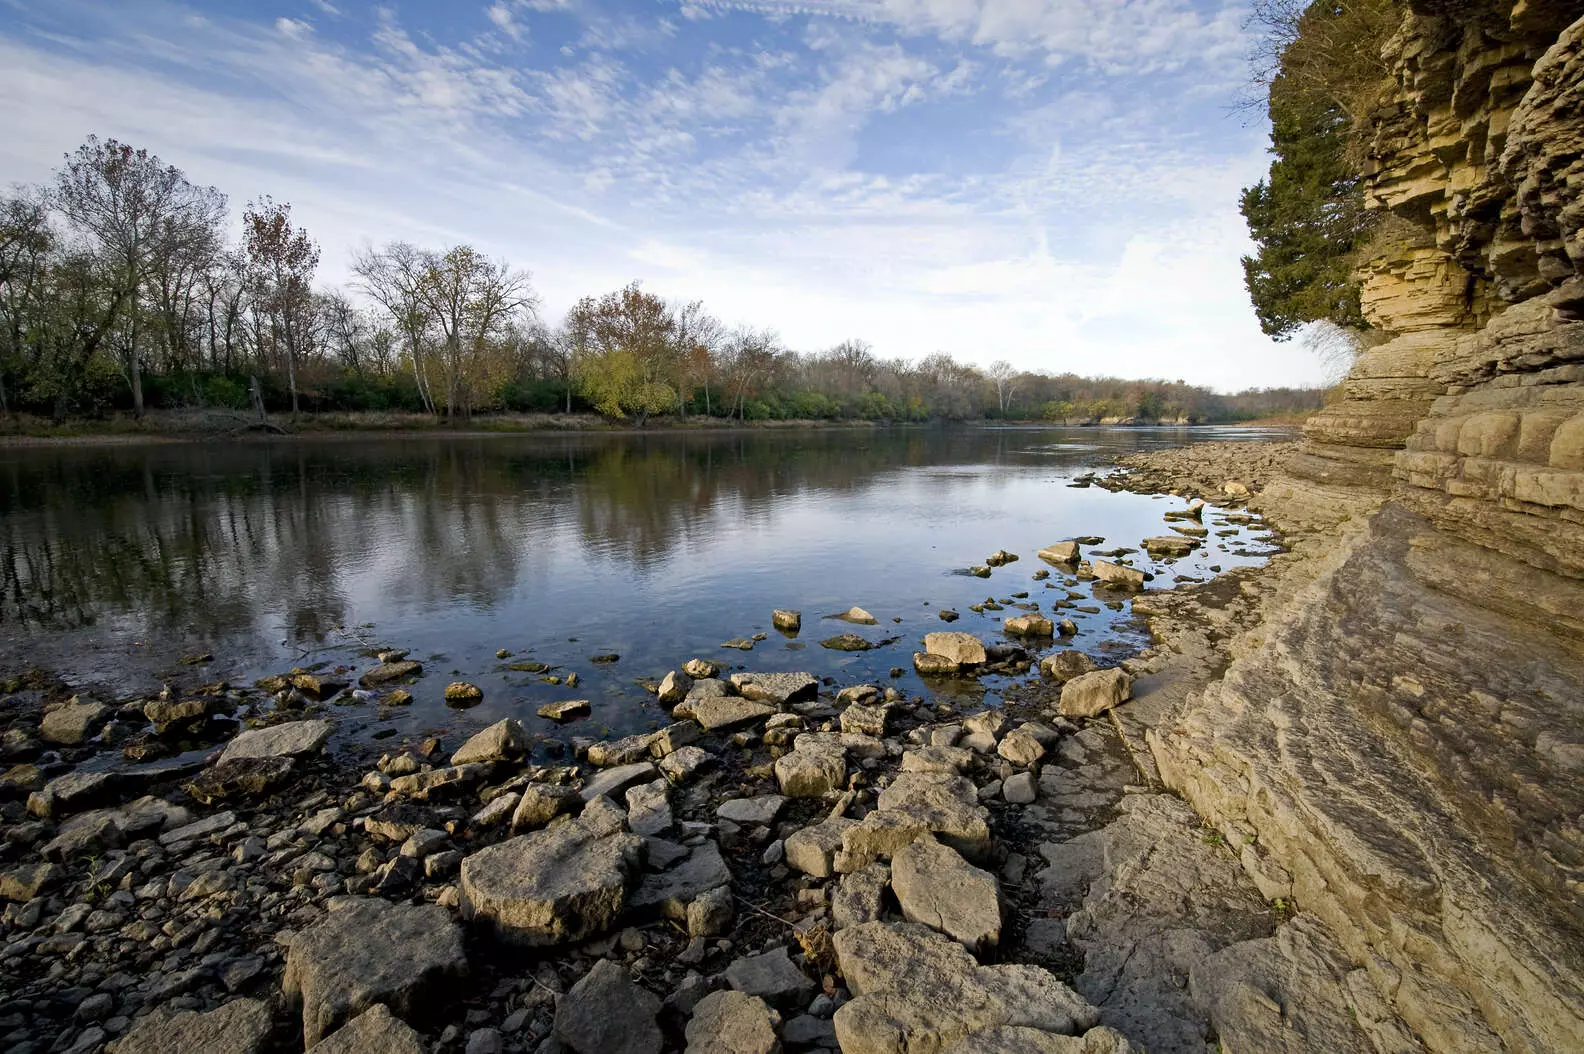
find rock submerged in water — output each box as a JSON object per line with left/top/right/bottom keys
{"left": 538, "top": 699, "right": 590, "bottom": 722}
{"left": 1088, "top": 560, "right": 1145, "bottom": 590}
{"left": 1039, "top": 541, "right": 1081, "bottom": 565}
{"left": 829, "top": 605, "right": 878, "bottom": 624}
{"left": 1004, "top": 614, "right": 1054, "bottom": 637}
{"left": 772, "top": 609, "right": 802, "bottom": 632}
{"left": 359, "top": 659, "right": 422, "bottom": 687}
{"left": 922, "top": 631, "right": 987, "bottom": 667}
{"left": 822, "top": 634, "right": 874, "bottom": 652}
{"left": 443, "top": 682, "right": 483, "bottom": 707}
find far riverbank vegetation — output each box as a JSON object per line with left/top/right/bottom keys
{"left": 1, "top": 136, "right": 1326, "bottom": 436}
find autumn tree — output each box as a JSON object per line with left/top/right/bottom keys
{"left": 414, "top": 245, "right": 537, "bottom": 420}
{"left": 243, "top": 197, "right": 319, "bottom": 418}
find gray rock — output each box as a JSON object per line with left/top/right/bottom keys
{"left": 717, "top": 795, "right": 786, "bottom": 825}
{"left": 840, "top": 704, "right": 889, "bottom": 737}
{"left": 659, "top": 746, "right": 712, "bottom": 784}
{"left": 1003, "top": 772, "right": 1038, "bottom": 804}
{"left": 581, "top": 762, "right": 659, "bottom": 803}
{"left": 467, "top": 1029, "right": 504, "bottom": 1054}
{"left": 837, "top": 772, "right": 990, "bottom": 871}
{"left": 685, "top": 990, "right": 781, "bottom": 1054}
{"left": 774, "top": 738, "right": 846, "bottom": 799}
{"left": 360, "top": 661, "right": 423, "bottom": 687}
{"left": 686, "top": 695, "right": 776, "bottom": 732}
{"left": 511, "top": 783, "right": 582, "bottom": 829}
{"left": 219, "top": 720, "right": 333, "bottom": 763}
{"left": 1039, "top": 652, "right": 1097, "bottom": 683}
{"left": 1058, "top": 670, "right": 1133, "bottom": 719}
{"left": 460, "top": 820, "right": 643, "bottom": 946}
{"left": 724, "top": 947, "right": 815, "bottom": 1008}
{"left": 450, "top": 718, "right": 527, "bottom": 766}
{"left": 553, "top": 959, "right": 662, "bottom": 1054}
{"left": 832, "top": 864, "right": 891, "bottom": 929}
{"left": 1088, "top": 561, "right": 1143, "bottom": 590}
{"left": 730, "top": 672, "right": 818, "bottom": 705}
{"left": 629, "top": 840, "right": 732, "bottom": 920}
{"left": 625, "top": 780, "right": 673, "bottom": 837}
{"left": 0, "top": 861, "right": 59, "bottom": 901}
{"left": 892, "top": 836, "right": 1002, "bottom": 951}
{"left": 283, "top": 897, "right": 468, "bottom": 1046}
{"left": 588, "top": 733, "right": 660, "bottom": 768}
{"left": 686, "top": 884, "right": 735, "bottom": 938}
{"left": 40, "top": 697, "right": 110, "bottom": 746}
{"left": 27, "top": 770, "right": 120, "bottom": 819}
{"left": 832, "top": 923, "right": 1098, "bottom": 1052}
{"left": 185, "top": 756, "right": 296, "bottom": 804}
{"left": 307, "top": 1004, "right": 424, "bottom": 1054}
{"left": 107, "top": 997, "right": 273, "bottom": 1054}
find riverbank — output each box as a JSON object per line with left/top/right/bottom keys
{"left": 0, "top": 409, "right": 1297, "bottom": 448}
{"left": 0, "top": 438, "right": 1420, "bottom": 1054}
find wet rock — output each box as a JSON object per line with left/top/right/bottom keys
{"left": 451, "top": 718, "right": 527, "bottom": 765}
{"left": 1088, "top": 561, "right": 1144, "bottom": 590}
{"left": 922, "top": 632, "right": 986, "bottom": 667}
{"left": 219, "top": 719, "right": 332, "bottom": 763}
{"left": 724, "top": 947, "right": 815, "bottom": 1009}
{"left": 774, "top": 736, "right": 847, "bottom": 799}
{"left": 459, "top": 819, "right": 643, "bottom": 946}
{"left": 786, "top": 818, "right": 855, "bottom": 878}
{"left": 185, "top": 756, "right": 295, "bottom": 804}
{"left": 832, "top": 864, "right": 890, "bottom": 929}
{"left": 538, "top": 699, "right": 590, "bottom": 721}
{"left": 1004, "top": 615, "right": 1055, "bottom": 637}
{"left": 1040, "top": 652, "right": 1097, "bottom": 683}
{"left": 107, "top": 997, "right": 273, "bottom": 1054}
{"left": 985, "top": 550, "right": 1018, "bottom": 567}
{"left": 913, "top": 652, "right": 961, "bottom": 676}
{"left": 1142, "top": 536, "right": 1196, "bottom": 557}
{"left": 722, "top": 638, "right": 757, "bottom": 651}
{"left": 443, "top": 682, "right": 484, "bottom": 706}
{"left": 1058, "top": 669, "right": 1133, "bottom": 719}
{"left": 144, "top": 697, "right": 218, "bottom": 734}
{"left": 772, "top": 609, "right": 803, "bottom": 632}
{"left": 832, "top": 922, "right": 1098, "bottom": 1052}
{"left": 717, "top": 795, "right": 786, "bottom": 825}
{"left": 292, "top": 672, "right": 350, "bottom": 697}
{"left": 1039, "top": 542, "right": 1081, "bottom": 564}
{"left": 731, "top": 672, "right": 818, "bottom": 705}
{"left": 553, "top": 959, "right": 662, "bottom": 1054}
{"left": 40, "top": 697, "right": 110, "bottom": 746}
{"left": 283, "top": 897, "right": 467, "bottom": 1046}
{"left": 683, "top": 658, "right": 721, "bottom": 679}
{"left": 892, "top": 835, "right": 1002, "bottom": 952}
{"left": 686, "top": 991, "right": 782, "bottom": 1054}
{"left": 307, "top": 1004, "right": 424, "bottom": 1054}
{"left": 831, "top": 606, "right": 878, "bottom": 624}
{"left": 359, "top": 660, "right": 423, "bottom": 687}
{"left": 821, "top": 634, "right": 874, "bottom": 652}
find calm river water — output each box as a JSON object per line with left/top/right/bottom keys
{"left": 0, "top": 426, "right": 1282, "bottom": 746}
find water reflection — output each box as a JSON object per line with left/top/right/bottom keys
{"left": 0, "top": 426, "right": 1281, "bottom": 731}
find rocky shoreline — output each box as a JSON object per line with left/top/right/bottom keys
{"left": 0, "top": 438, "right": 1418, "bottom": 1054}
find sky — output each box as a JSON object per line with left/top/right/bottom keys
{"left": 0, "top": 0, "right": 1325, "bottom": 391}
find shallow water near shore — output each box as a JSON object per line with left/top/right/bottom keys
{"left": 0, "top": 425, "right": 1283, "bottom": 751}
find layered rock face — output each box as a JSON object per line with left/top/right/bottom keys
{"left": 1154, "top": 5, "right": 1584, "bottom": 1051}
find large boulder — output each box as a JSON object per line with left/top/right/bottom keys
{"left": 219, "top": 719, "right": 333, "bottom": 763}
{"left": 107, "top": 998, "right": 274, "bottom": 1054}
{"left": 685, "top": 990, "right": 782, "bottom": 1054}
{"left": 460, "top": 819, "right": 643, "bottom": 945}
{"left": 922, "top": 633, "right": 987, "bottom": 667}
{"left": 1058, "top": 669, "right": 1133, "bottom": 719}
{"left": 307, "top": 1004, "right": 424, "bottom": 1054}
{"left": 40, "top": 697, "right": 110, "bottom": 746}
{"left": 832, "top": 923, "right": 1098, "bottom": 1053}
{"left": 891, "top": 836, "right": 1002, "bottom": 952}
{"left": 450, "top": 718, "right": 527, "bottom": 766}
{"left": 282, "top": 897, "right": 467, "bottom": 1046}
{"left": 554, "top": 959, "right": 662, "bottom": 1054}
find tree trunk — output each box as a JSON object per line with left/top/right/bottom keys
{"left": 249, "top": 375, "right": 267, "bottom": 423}
{"left": 130, "top": 351, "right": 144, "bottom": 419}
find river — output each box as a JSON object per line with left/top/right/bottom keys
{"left": 0, "top": 425, "right": 1283, "bottom": 748}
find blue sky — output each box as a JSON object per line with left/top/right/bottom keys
{"left": 0, "top": 0, "right": 1324, "bottom": 390}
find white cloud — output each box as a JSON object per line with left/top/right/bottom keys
{"left": 275, "top": 17, "right": 311, "bottom": 39}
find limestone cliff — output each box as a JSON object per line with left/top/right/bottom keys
{"left": 1150, "top": 4, "right": 1584, "bottom": 1052}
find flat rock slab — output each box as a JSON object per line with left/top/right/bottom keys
{"left": 717, "top": 795, "right": 786, "bottom": 825}
{"left": 1088, "top": 561, "right": 1144, "bottom": 590}
{"left": 283, "top": 896, "right": 467, "bottom": 1046}
{"left": 942, "top": 1026, "right": 1138, "bottom": 1054}
{"left": 461, "top": 820, "right": 643, "bottom": 945}
{"left": 307, "top": 1004, "right": 424, "bottom": 1054}
{"left": 107, "top": 997, "right": 273, "bottom": 1054}
{"left": 359, "top": 660, "right": 423, "bottom": 687}
{"left": 730, "top": 671, "right": 818, "bottom": 704}
{"left": 687, "top": 696, "right": 776, "bottom": 731}
{"left": 220, "top": 720, "right": 333, "bottom": 763}
{"left": 40, "top": 698, "right": 110, "bottom": 745}
{"left": 922, "top": 632, "right": 986, "bottom": 666}
{"left": 724, "top": 946, "right": 816, "bottom": 1008}
{"left": 685, "top": 991, "right": 782, "bottom": 1054}
{"left": 832, "top": 922, "right": 1098, "bottom": 1053}
{"left": 581, "top": 762, "right": 659, "bottom": 803}
{"left": 892, "top": 836, "right": 1003, "bottom": 952}
{"left": 775, "top": 741, "right": 847, "bottom": 798}
{"left": 839, "top": 772, "right": 990, "bottom": 870}
{"left": 627, "top": 840, "right": 731, "bottom": 920}
{"left": 786, "top": 818, "right": 854, "bottom": 878}
{"left": 554, "top": 959, "right": 662, "bottom": 1054}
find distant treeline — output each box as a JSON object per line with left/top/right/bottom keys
{"left": 1, "top": 136, "right": 1326, "bottom": 428}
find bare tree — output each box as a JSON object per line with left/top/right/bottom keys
{"left": 351, "top": 242, "right": 438, "bottom": 414}
{"left": 987, "top": 359, "right": 1021, "bottom": 416}
{"left": 243, "top": 197, "right": 319, "bottom": 419}
{"left": 722, "top": 326, "right": 780, "bottom": 421}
